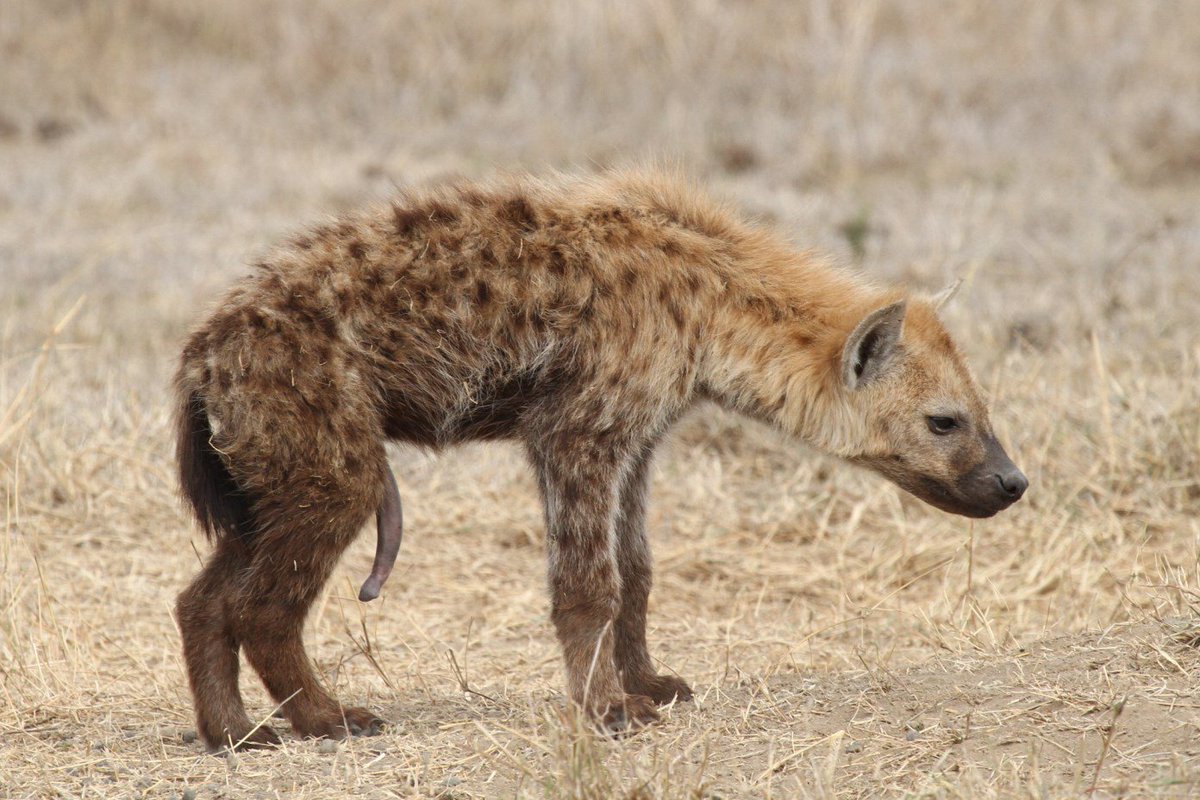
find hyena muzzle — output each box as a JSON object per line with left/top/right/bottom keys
{"left": 173, "top": 171, "right": 1025, "bottom": 750}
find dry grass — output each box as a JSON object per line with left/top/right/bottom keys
{"left": 2, "top": 1, "right": 1200, "bottom": 797}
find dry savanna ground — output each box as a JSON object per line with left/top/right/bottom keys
{"left": 2, "top": 1, "right": 1199, "bottom": 797}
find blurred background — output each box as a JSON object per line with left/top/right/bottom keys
{"left": 2, "top": 2, "right": 1199, "bottom": 797}
{"left": 5, "top": 1, "right": 1198, "bottom": 321}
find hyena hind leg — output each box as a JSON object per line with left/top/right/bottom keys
{"left": 612, "top": 446, "right": 693, "bottom": 706}
{"left": 176, "top": 541, "right": 282, "bottom": 751}
{"left": 230, "top": 448, "right": 389, "bottom": 740}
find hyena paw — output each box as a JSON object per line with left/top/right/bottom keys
{"left": 341, "top": 707, "right": 387, "bottom": 737}
{"left": 628, "top": 674, "right": 694, "bottom": 706}
{"left": 597, "top": 694, "right": 660, "bottom": 737}
{"left": 295, "top": 706, "right": 386, "bottom": 740}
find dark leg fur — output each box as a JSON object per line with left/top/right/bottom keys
{"left": 612, "top": 446, "right": 693, "bottom": 706}
{"left": 528, "top": 424, "right": 661, "bottom": 735}
{"left": 176, "top": 542, "right": 282, "bottom": 750}
{"left": 230, "top": 449, "right": 388, "bottom": 741}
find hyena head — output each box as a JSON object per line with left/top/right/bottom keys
{"left": 839, "top": 296, "right": 1027, "bottom": 518}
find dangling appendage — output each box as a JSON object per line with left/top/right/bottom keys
{"left": 358, "top": 465, "right": 403, "bottom": 602}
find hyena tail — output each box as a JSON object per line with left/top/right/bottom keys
{"left": 176, "top": 389, "right": 254, "bottom": 542}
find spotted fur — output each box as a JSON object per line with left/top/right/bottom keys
{"left": 174, "top": 170, "right": 1022, "bottom": 749}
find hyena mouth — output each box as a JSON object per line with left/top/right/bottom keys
{"left": 911, "top": 462, "right": 1027, "bottom": 518}
{"left": 868, "top": 465, "right": 1023, "bottom": 519}
{"left": 860, "top": 442, "right": 1027, "bottom": 519}
{"left": 907, "top": 474, "right": 1012, "bottom": 519}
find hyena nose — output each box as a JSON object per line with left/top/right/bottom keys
{"left": 996, "top": 469, "right": 1028, "bottom": 501}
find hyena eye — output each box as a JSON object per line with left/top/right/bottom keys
{"left": 927, "top": 416, "right": 959, "bottom": 435}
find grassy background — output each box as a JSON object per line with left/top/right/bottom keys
{"left": 2, "top": 1, "right": 1199, "bottom": 797}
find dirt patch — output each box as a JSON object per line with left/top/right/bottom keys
{"left": 730, "top": 621, "right": 1200, "bottom": 796}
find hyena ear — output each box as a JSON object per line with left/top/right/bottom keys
{"left": 842, "top": 301, "right": 907, "bottom": 390}
{"left": 931, "top": 278, "right": 963, "bottom": 311}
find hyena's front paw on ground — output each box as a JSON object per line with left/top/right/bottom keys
{"left": 594, "top": 694, "right": 660, "bottom": 737}
{"left": 293, "top": 706, "right": 387, "bottom": 740}
{"left": 627, "top": 673, "right": 694, "bottom": 706}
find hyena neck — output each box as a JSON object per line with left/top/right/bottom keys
{"left": 697, "top": 243, "right": 894, "bottom": 457}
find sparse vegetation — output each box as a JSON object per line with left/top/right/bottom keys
{"left": 2, "top": 1, "right": 1199, "bottom": 797}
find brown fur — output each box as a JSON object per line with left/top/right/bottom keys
{"left": 174, "top": 170, "right": 1022, "bottom": 749}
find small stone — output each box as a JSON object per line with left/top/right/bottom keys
{"left": 181, "top": 788, "right": 197, "bottom": 800}
{"left": 181, "top": 730, "right": 198, "bottom": 744}
{"left": 318, "top": 739, "right": 339, "bottom": 754}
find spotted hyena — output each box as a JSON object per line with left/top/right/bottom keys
{"left": 173, "top": 171, "right": 1026, "bottom": 750}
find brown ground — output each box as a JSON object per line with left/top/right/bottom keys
{"left": 2, "top": 1, "right": 1199, "bottom": 797}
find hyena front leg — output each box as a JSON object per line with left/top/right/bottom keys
{"left": 528, "top": 431, "right": 660, "bottom": 734}
{"left": 613, "top": 445, "right": 694, "bottom": 706}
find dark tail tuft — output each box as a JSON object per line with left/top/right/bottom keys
{"left": 176, "top": 391, "right": 254, "bottom": 541}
